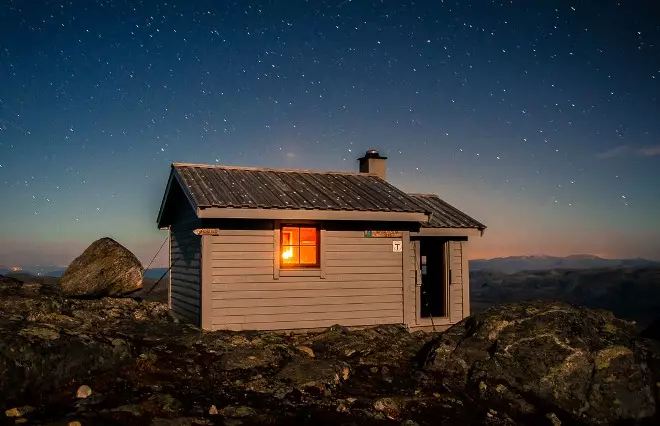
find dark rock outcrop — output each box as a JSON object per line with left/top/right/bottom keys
{"left": 275, "top": 357, "right": 351, "bottom": 393}
{"left": 641, "top": 317, "right": 660, "bottom": 342}
{"left": 59, "top": 237, "right": 144, "bottom": 297}
{"left": 300, "top": 323, "right": 432, "bottom": 367}
{"left": 216, "top": 345, "right": 292, "bottom": 371}
{"left": 2, "top": 277, "right": 659, "bottom": 425}
{"left": 421, "top": 300, "right": 660, "bottom": 425}
{"left": 0, "top": 274, "right": 23, "bottom": 289}
{"left": 0, "top": 279, "right": 178, "bottom": 407}
{"left": 0, "top": 317, "right": 133, "bottom": 404}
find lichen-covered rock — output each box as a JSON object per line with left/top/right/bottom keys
{"left": 151, "top": 418, "right": 212, "bottom": 426}
{"left": 301, "top": 323, "right": 433, "bottom": 367}
{"left": 5, "top": 277, "right": 658, "bottom": 426}
{"left": 216, "top": 345, "right": 292, "bottom": 371}
{"left": 275, "top": 358, "right": 350, "bottom": 393}
{"left": 5, "top": 405, "right": 35, "bottom": 417}
{"left": 219, "top": 405, "right": 258, "bottom": 418}
{"left": 296, "top": 345, "right": 315, "bottom": 358}
{"left": 75, "top": 385, "right": 92, "bottom": 399}
{"left": 421, "top": 300, "right": 660, "bottom": 425}
{"left": 0, "top": 316, "right": 133, "bottom": 406}
{"left": 142, "top": 393, "right": 183, "bottom": 415}
{"left": 0, "top": 274, "right": 23, "bottom": 290}
{"left": 373, "top": 396, "right": 406, "bottom": 420}
{"left": 60, "top": 237, "right": 144, "bottom": 297}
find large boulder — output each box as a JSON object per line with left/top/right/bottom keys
{"left": 60, "top": 237, "right": 144, "bottom": 297}
{"left": 421, "top": 301, "right": 660, "bottom": 425}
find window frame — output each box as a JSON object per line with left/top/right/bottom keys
{"left": 279, "top": 224, "right": 321, "bottom": 269}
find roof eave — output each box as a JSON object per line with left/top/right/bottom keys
{"left": 156, "top": 167, "right": 176, "bottom": 229}
{"left": 156, "top": 164, "right": 200, "bottom": 228}
{"left": 197, "top": 207, "right": 429, "bottom": 223}
{"left": 409, "top": 193, "right": 487, "bottom": 234}
{"left": 412, "top": 227, "right": 484, "bottom": 237}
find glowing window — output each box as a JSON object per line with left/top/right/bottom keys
{"left": 281, "top": 226, "right": 319, "bottom": 268}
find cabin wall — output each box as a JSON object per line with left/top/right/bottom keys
{"left": 209, "top": 228, "right": 405, "bottom": 331}
{"left": 169, "top": 198, "right": 202, "bottom": 326}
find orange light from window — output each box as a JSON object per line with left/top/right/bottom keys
{"left": 300, "top": 246, "right": 317, "bottom": 264}
{"left": 300, "top": 227, "right": 317, "bottom": 245}
{"left": 281, "top": 226, "right": 318, "bottom": 267}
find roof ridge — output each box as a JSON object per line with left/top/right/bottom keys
{"left": 409, "top": 193, "right": 440, "bottom": 197}
{"left": 172, "top": 162, "right": 380, "bottom": 177}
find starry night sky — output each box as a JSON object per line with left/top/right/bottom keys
{"left": 1, "top": 0, "right": 659, "bottom": 269}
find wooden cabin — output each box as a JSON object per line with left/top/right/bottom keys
{"left": 156, "top": 150, "right": 486, "bottom": 331}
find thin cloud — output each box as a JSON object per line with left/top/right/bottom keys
{"left": 637, "top": 146, "right": 660, "bottom": 157}
{"left": 596, "top": 145, "right": 629, "bottom": 159}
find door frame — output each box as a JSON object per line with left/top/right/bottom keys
{"left": 412, "top": 238, "right": 453, "bottom": 327}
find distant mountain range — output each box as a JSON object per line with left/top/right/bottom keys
{"left": 0, "top": 264, "right": 67, "bottom": 277}
{"left": 1, "top": 266, "right": 169, "bottom": 279}
{"left": 469, "top": 255, "right": 660, "bottom": 274}
{"left": 470, "top": 264, "right": 660, "bottom": 330}
{"left": 5, "top": 255, "right": 659, "bottom": 277}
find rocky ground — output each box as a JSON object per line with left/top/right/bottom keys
{"left": 1, "top": 274, "right": 659, "bottom": 426}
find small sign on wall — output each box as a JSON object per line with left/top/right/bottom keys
{"left": 193, "top": 228, "right": 221, "bottom": 236}
{"left": 392, "top": 240, "right": 403, "bottom": 252}
{"left": 364, "top": 230, "right": 403, "bottom": 238}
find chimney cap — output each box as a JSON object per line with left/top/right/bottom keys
{"left": 360, "top": 149, "right": 387, "bottom": 160}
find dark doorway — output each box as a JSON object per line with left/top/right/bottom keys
{"left": 419, "top": 238, "right": 447, "bottom": 318}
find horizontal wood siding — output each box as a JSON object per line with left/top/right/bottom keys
{"left": 407, "top": 239, "right": 419, "bottom": 326}
{"left": 210, "top": 229, "right": 405, "bottom": 331}
{"left": 448, "top": 240, "right": 464, "bottom": 323}
{"left": 462, "top": 240, "right": 471, "bottom": 317}
{"left": 169, "top": 199, "right": 201, "bottom": 326}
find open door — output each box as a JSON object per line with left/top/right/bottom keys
{"left": 419, "top": 239, "right": 448, "bottom": 318}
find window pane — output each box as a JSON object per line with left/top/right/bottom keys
{"left": 281, "top": 245, "right": 299, "bottom": 265}
{"left": 281, "top": 226, "right": 319, "bottom": 267}
{"left": 300, "top": 246, "right": 317, "bottom": 265}
{"left": 282, "top": 227, "right": 299, "bottom": 245}
{"left": 282, "top": 230, "right": 292, "bottom": 246}
{"left": 299, "top": 227, "right": 317, "bottom": 245}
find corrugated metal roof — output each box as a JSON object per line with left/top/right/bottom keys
{"left": 172, "top": 163, "right": 428, "bottom": 214}
{"left": 410, "top": 194, "right": 486, "bottom": 229}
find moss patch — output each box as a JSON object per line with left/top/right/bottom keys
{"left": 18, "top": 325, "right": 60, "bottom": 341}
{"left": 594, "top": 346, "right": 633, "bottom": 370}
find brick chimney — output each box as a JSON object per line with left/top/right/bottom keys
{"left": 358, "top": 150, "right": 387, "bottom": 180}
